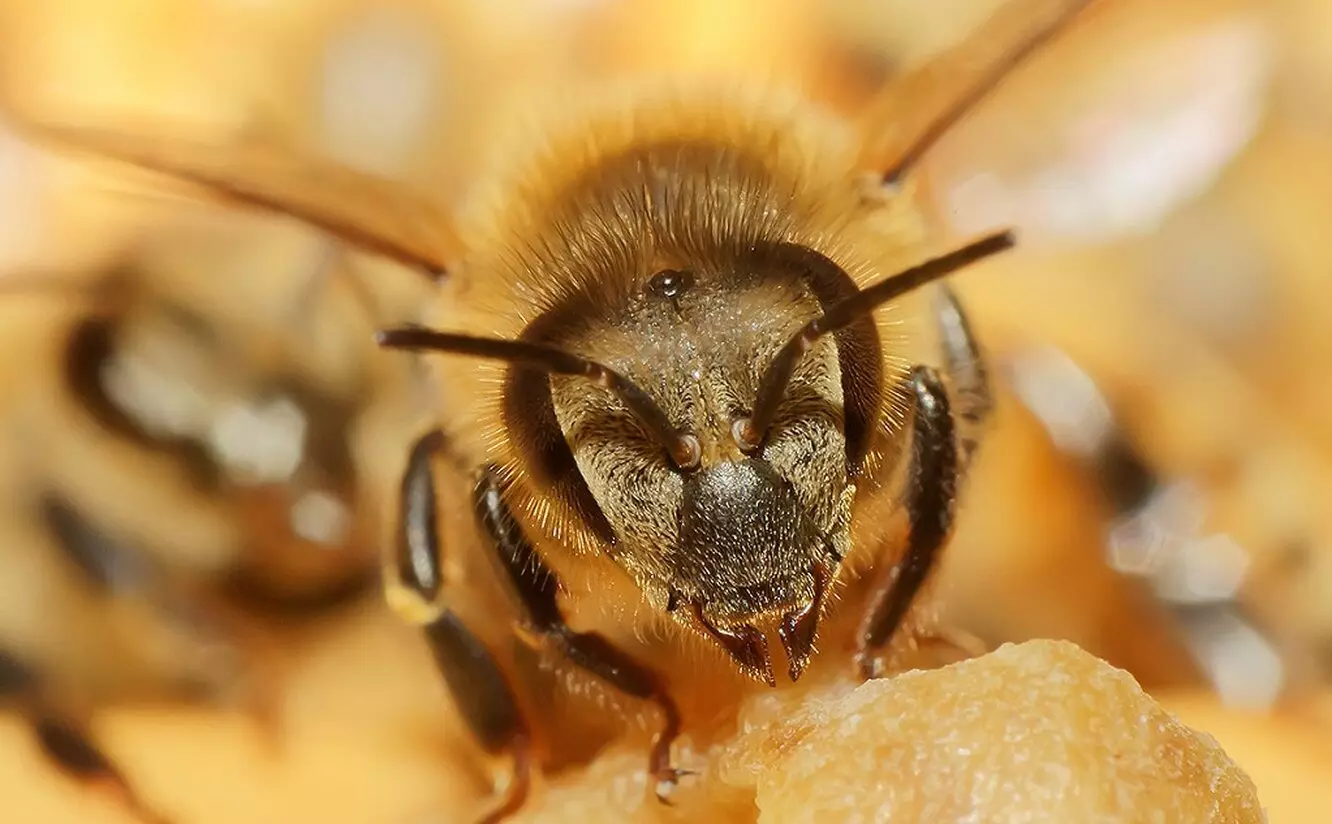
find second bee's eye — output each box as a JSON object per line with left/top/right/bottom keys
{"left": 647, "top": 269, "right": 694, "bottom": 301}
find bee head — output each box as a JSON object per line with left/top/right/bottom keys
{"left": 378, "top": 232, "right": 1012, "bottom": 686}
{"left": 528, "top": 243, "right": 889, "bottom": 686}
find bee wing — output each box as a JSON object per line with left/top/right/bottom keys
{"left": 17, "top": 121, "right": 461, "bottom": 277}
{"left": 856, "top": 0, "right": 1095, "bottom": 183}
{"left": 918, "top": 7, "right": 1271, "bottom": 249}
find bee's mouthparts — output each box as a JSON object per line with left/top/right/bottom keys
{"left": 688, "top": 561, "right": 831, "bottom": 687}
{"left": 694, "top": 611, "right": 776, "bottom": 687}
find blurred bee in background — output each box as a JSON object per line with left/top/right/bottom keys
{"left": 0, "top": 223, "right": 437, "bottom": 820}
{"left": 1003, "top": 343, "right": 1296, "bottom": 704}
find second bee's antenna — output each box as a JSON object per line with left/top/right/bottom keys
{"left": 375, "top": 328, "right": 701, "bottom": 469}
{"left": 736, "top": 230, "right": 1015, "bottom": 451}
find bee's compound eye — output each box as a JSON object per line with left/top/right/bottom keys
{"left": 647, "top": 269, "right": 695, "bottom": 301}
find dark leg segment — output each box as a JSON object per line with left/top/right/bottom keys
{"left": 391, "top": 430, "right": 532, "bottom": 823}
{"left": 849, "top": 284, "right": 994, "bottom": 676}
{"left": 855, "top": 365, "right": 958, "bottom": 680}
{"left": 42, "top": 489, "right": 281, "bottom": 735}
{"left": 422, "top": 612, "right": 533, "bottom": 824}
{"left": 474, "top": 467, "right": 686, "bottom": 802}
{"left": 40, "top": 494, "right": 154, "bottom": 594}
{"left": 934, "top": 282, "right": 993, "bottom": 472}
{"left": 1002, "top": 345, "right": 1155, "bottom": 515}
{"left": 396, "top": 430, "right": 446, "bottom": 601}
{"left": 31, "top": 713, "right": 173, "bottom": 824}
{"left": 0, "top": 649, "right": 171, "bottom": 824}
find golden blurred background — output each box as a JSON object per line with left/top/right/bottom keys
{"left": 0, "top": 0, "right": 1328, "bottom": 821}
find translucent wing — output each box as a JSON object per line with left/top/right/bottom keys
{"left": 919, "top": 7, "right": 1271, "bottom": 249}
{"left": 856, "top": 0, "right": 1096, "bottom": 183}
{"left": 16, "top": 121, "right": 461, "bottom": 277}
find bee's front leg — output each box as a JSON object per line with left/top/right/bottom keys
{"left": 389, "top": 432, "right": 684, "bottom": 823}
{"left": 854, "top": 284, "right": 992, "bottom": 679}
{"left": 472, "top": 466, "right": 686, "bottom": 805}
{"left": 855, "top": 365, "right": 958, "bottom": 679}
{"left": 0, "top": 649, "right": 171, "bottom": 824}
{"left": 386, "top": 430, "right": 534, "bottom": 824}
{"left": 934, "top": 282, "right": 993, "bottom": 472}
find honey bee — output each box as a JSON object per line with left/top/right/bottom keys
{"left": 0, "top": 227, "right": 426, "bottom": 822}
{"left": 11, "top": 0, "right": 1097, "bottom": 819}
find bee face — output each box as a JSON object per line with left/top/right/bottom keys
{"left": 541, "top": 257, "right": 853, "bottom": 682}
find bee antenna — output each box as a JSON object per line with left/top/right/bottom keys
{"left": 861, "top": 0, "right": 1094, "bottom": 186}
{"left": 737, "top": 230, "right": 1016, "bottom": 451}
{"left": 375, "top": 327, "right": 702, "bottom": 470}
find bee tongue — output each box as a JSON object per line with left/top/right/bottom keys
{"left": 692, "top": 607, "right": 776, "bottom": 687}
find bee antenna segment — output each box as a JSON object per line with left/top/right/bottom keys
{"left": 375, "top": 327, "right": 700, "bottom": 470}
{"left": 739, "top": 230, "right": 1016, "bottom": 450}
